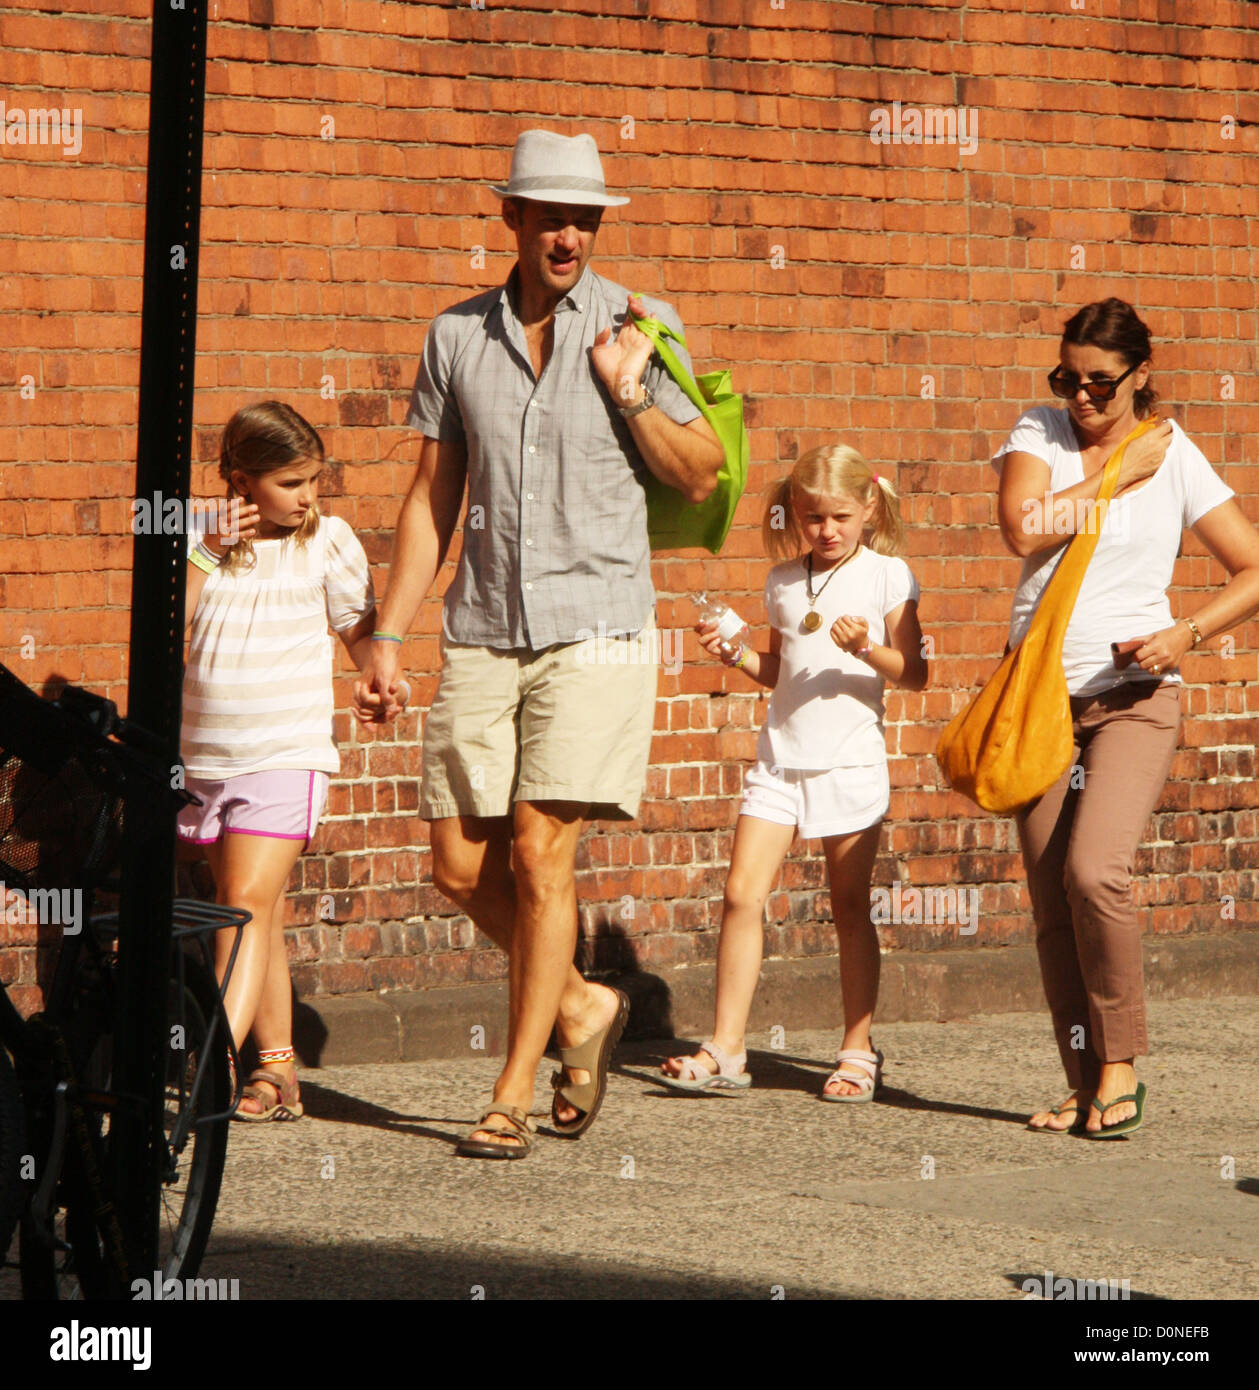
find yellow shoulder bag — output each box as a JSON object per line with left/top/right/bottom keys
{"left": 935, "top": 417, "right": 1157, "bottom": 813}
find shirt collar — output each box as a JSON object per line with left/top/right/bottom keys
{"left": 561, "top": 264, "right": 594, "bottom": 312}
{"left": 500, "top": 263, "right": 594, "bottom": 323}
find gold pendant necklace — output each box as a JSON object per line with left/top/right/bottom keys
{"left": 803, "top": 546, "right": 859, "bottom": 632}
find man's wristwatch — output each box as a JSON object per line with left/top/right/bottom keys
{"left": 619, "top": 385, "right": 655, "bottom": 419}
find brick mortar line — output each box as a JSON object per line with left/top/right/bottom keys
{"left": 9, "top": 50, "right": 1259, "bottom": 84}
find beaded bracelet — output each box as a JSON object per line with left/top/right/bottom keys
{"left": 731, "top": 645, "right": 753, "bottom": 671}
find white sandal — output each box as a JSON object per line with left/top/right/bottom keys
{"left": 821, "top": 1047, "right": 884, "bottom": 1103}
{"left": 656, "top": 1040, "right": 751, "bottom": 1095}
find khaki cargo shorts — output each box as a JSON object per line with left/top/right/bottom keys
{"left": 420, "top": 618, "right": 659, "bottom": 822}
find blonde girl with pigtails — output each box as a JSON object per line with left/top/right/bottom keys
{"left": 660, "top": 445, "right": 928, "bottom": 1100}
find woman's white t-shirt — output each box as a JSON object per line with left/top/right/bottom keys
{"left": 183, "top": 514, "right": 376, "bottom": 778}
{"left": 758, "top": 547, "right": 920, "bottom": 770}
{"left": 991, "top": 407, "right": 1233, "bottom": 697}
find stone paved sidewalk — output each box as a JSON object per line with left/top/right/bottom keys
{"left": 199, "top": 996, "right": 1259, "bottom": 1301}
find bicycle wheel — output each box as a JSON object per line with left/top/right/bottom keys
{"left": 156, "top": 947, "right": 229, "bottom": 1280}
{"left": 19, "top": 947, "right": 230, "bottom": 1297}
{"left": 0, "top": 1043, "right": 26, "bottom": 1263}
{"left": 18, "top": 1093, "right": 124, "bottom": 1298}
{"left": 18, "top": 1024, "right": 128, "bottom": 1300}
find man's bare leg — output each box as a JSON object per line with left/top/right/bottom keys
{"left": 429, "top": 809, "right": 618, "bottom": 1148}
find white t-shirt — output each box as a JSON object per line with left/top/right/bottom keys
{"left": 758, "top": 547, "right": 920, "bottom": 770}
{"left": 183, "top": 514, "right": 376, "bottom": 778}
{"left": 991, "top": 407, "right": 1233, "bottom": 697}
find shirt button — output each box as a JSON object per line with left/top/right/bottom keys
{"left": 525, "top": 538, "right": 534, "bottom": 547}
{"left": 526, "top": 492, "right": 535, "bottom": 501}
{"left": 525, "top": 582, "right": 533, "bottom": 591}
{"left": 528, "top": 445, "right": 536, "bottom": 454}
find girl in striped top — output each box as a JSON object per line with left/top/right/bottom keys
{"left": 180, "top": 401, "right": 378, "bottom": 1120}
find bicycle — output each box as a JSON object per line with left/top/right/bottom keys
{"left": 0, "top": 662, "right": 247, "bottom": 1299}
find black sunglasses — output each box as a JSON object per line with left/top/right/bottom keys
{"left": 1047, "top": 360, "right": 1140, "bottom": 402}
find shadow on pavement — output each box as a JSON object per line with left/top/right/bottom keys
{"left": 1004, "top": 1272, "right": 1165, "bottom": 1301}
{"left": 296, "top": 1080, "right": 462, "bottom": 1147}
{"left": 620, "top": 1042, "right": 1030, "bottom": 1124}
{"left": 198, "top": 1234, "right": 855, "bottom": 1300}
{"left": 871, "top": 1086, "right": 1029, "bottom": 1126}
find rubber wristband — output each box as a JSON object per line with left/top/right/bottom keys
{"left": 188, "top": 548, "right": 216, "bottom": 574}
{"left": 732, "top": 645, "right": 752, "bottom": 670}
{"left": 372, "top": 632, "right": 404, "bottom": 643}
{"left": 854, "top": 645, "right": 874, "bottom": 659}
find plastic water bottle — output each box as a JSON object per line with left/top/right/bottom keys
{"left": 691, "top": 591, "right": 750, "bottom": 658}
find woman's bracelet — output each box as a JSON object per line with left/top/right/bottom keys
{"left": 372, "top": 631, "right": 404, "bottom": 643}
{"left": 1183, "top": 617, "right": 1203, "bottom": 648}
{"left": 854, "top": 644, "right": 874, "bottom": 660}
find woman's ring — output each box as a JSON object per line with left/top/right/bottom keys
{"left": 1152, "top": 664, "right": 1160, "bottom": 673}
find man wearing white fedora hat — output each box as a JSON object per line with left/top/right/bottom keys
{"left": 357, "top": 130, "right": 723, "bottom": 1157}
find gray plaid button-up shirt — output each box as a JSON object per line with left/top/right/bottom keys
{"left": 406, "top": 264, "right": 702, "bottom": 651}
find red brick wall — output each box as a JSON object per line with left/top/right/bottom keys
{"left": 4, "top": 0, "right": 1258, "bottom": 1010}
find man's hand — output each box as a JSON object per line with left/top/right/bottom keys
{"left": 591, "top": 293, "right": 655, "bottom": 407}
{"left": 353, "top": 644, "right": 404, "bottom": 724}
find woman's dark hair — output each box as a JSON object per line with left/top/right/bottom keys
{"left": 1061, "top": 298, "right": 1158, "bottom": 418}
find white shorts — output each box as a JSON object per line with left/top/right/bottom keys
{"left": 739, "top": 757, "right": 889, "bottom": 839}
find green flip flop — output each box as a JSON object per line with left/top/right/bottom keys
{"left": 1027, "top": 1101, "right": 1086, "bottom": 1135}
{"left": 1086, "top": 1081, "right": 1147, "bottom": 1139}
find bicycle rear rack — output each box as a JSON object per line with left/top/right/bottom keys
{"left": 91, "top": 899, "right": 250, "bottom": 1146}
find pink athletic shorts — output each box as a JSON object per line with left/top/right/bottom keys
{"left": 177, "top": 769, "right": 330, "bottom": 848}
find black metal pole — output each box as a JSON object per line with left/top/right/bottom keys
{"left": 112, "top": 0, "right": 209, "bottom": 1281}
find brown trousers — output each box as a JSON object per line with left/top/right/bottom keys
{"left": 1016, "top": 680, "right": 1181, "bottom": 1090}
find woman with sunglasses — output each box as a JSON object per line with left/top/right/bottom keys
{"left": 992, "top": 297, "right": 1259, "bottom": 1137}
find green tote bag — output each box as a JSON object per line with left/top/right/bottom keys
{"left": 632, "top": 314, "right": 749, "bottom": 555}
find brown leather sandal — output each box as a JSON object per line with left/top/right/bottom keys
{"left": 455, "top": 1105, "right": 537, "bottom": 1160}
{"left": 550, "top": 988, "right": 630, "bottom": 1138}
{"left": 234, "top": 1067, "right": 304, "bottom": 1122}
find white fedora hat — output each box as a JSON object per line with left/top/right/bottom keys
{"left": 491, "top": 130, "right": 629, "bottom": 207}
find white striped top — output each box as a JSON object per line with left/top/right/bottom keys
{"left": 183, "top": 514, "right": 375, "bottom": 778}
